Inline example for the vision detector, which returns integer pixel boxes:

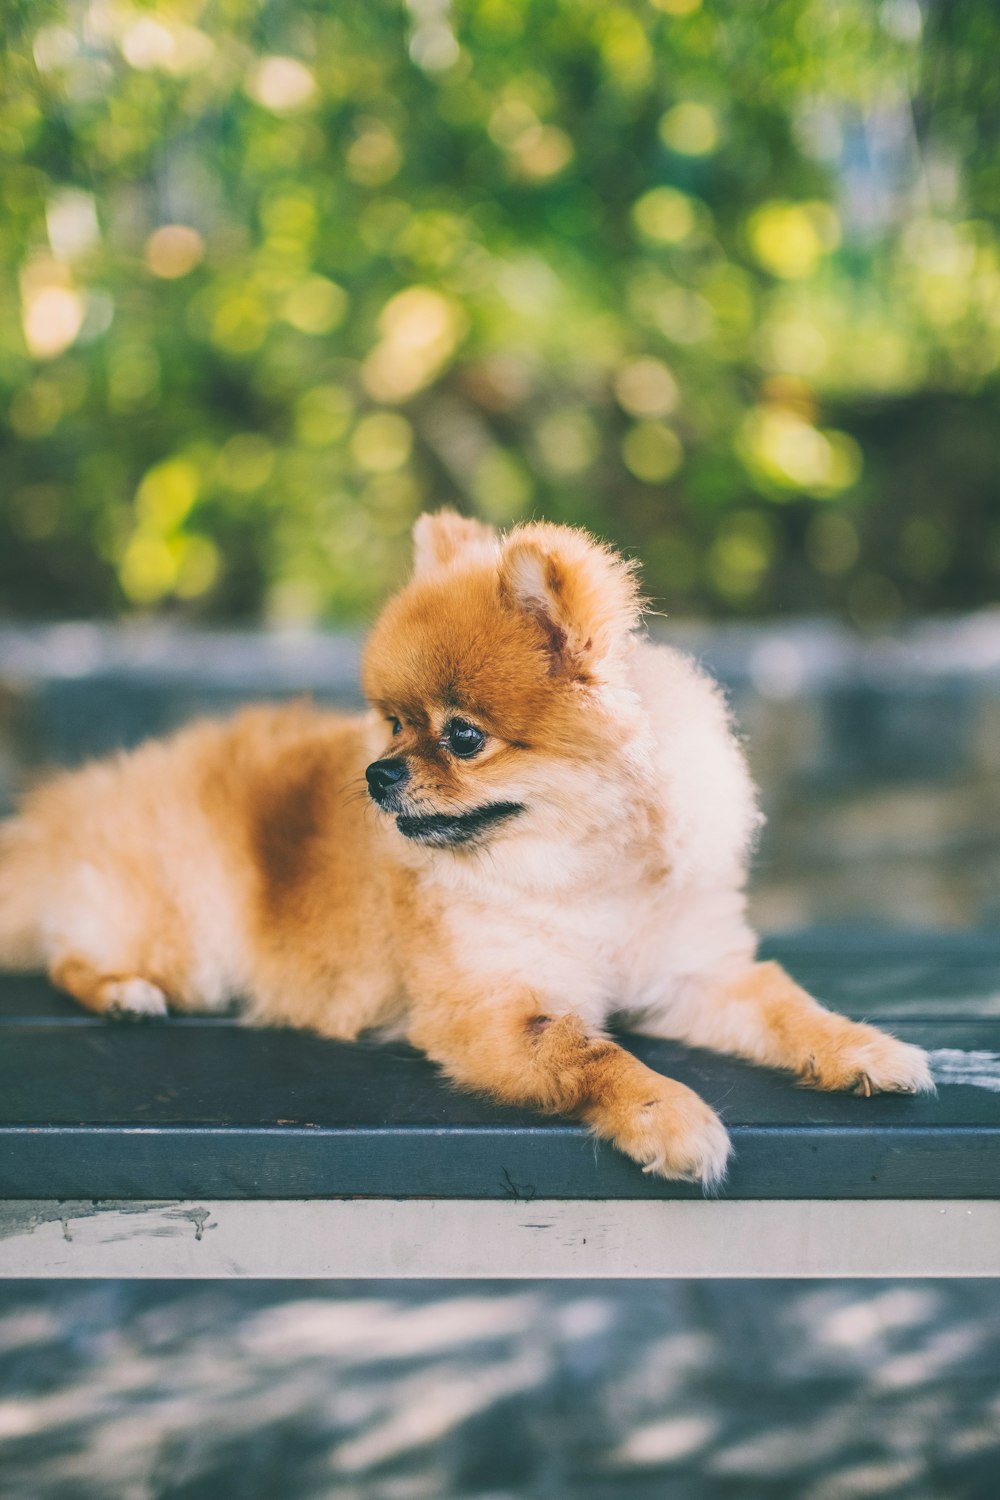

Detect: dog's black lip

[395,801,524,846]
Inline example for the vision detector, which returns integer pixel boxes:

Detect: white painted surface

[1,1199,998,1278]
[928,1048,1000,1091]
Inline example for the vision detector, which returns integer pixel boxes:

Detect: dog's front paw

[802,1023,933,1097]
[612,1080,731,1190]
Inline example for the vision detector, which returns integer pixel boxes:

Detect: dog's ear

[412,510,497,576]
[499,523,642,680]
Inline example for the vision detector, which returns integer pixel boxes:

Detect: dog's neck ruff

[395,801,524,848]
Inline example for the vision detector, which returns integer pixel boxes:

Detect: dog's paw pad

[104,978,168,1021]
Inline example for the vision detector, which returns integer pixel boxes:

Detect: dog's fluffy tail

[0,818,46,969]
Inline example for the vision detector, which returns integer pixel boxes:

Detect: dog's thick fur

[0,513,932,1185]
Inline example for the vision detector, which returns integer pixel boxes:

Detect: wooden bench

[2,931,999,1278]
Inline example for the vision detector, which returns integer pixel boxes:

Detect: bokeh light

[0,0,998,624]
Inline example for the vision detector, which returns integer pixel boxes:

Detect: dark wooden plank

[759,931,1000,1019]
[2,934,999,1200]
[6,930,999,1021]
[1,1023,999,1200]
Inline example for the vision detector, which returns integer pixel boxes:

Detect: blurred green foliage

[2,0,1000,624]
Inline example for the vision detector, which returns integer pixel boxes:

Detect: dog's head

[361,511,645,852]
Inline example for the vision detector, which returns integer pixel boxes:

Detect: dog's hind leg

[50,955,169,1020]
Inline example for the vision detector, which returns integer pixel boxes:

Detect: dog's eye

[445,719,485,758]
[387,716,402,737]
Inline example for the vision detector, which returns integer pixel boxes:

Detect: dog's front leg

[407,990,731,1188]
[637,961,933,1097]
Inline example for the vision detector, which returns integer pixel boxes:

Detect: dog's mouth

[394,801,524,848]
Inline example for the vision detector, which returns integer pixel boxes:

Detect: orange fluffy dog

[0,513,932,1185]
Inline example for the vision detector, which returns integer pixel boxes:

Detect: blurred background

[2,1277,999,1499]
[2,7,1000,1498]
[3,0,1000,626]
[4,0,1000,929]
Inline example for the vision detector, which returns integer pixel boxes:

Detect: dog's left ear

[412,510,498,576]
[499,523,642,680]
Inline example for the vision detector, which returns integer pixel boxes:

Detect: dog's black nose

[366,758,408,799]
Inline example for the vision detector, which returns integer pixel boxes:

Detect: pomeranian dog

[0,512,932,1186]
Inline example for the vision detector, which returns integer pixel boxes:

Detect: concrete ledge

[2,1199,997,1279]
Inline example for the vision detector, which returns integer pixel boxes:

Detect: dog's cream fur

[0,513,932,1185]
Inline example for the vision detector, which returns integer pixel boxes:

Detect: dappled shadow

[1,1279,1000,1497]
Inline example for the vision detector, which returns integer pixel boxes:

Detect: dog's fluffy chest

[438,873,680,1026]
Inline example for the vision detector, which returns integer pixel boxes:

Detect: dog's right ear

[412,510,498,576]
